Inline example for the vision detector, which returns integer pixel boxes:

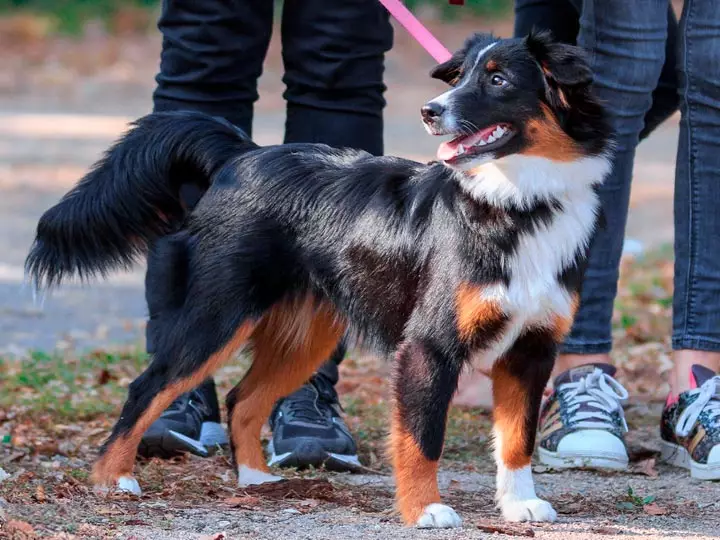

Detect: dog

[26,31,612,528]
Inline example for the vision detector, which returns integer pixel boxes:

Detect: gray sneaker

[537,364,629,470]
[267,374,361,472]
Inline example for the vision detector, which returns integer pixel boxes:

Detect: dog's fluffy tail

[25,111,256,288]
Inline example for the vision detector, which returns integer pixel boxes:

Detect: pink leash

[377,0,453,63]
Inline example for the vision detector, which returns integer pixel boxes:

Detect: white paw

[237,465,283,487]
[500,496,557,522]
[116,476,142,496]
[416,503,463,529]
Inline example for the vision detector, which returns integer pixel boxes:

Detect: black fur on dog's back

[25,112,256,287]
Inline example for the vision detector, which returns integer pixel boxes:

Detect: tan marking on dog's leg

[549,292,581,341]
[227,298,346,479]
[390,411,442,525]
[455,282,505,342]
[92,322,255,487]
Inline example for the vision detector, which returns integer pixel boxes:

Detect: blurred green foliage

[0,0,157,34]
[0,0,511,35]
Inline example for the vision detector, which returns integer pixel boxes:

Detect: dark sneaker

[660,365,720,480]
[138,378,227,459]
[537,363,629,470]
[267,374,361,472]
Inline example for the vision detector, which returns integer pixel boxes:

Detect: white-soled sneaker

[660,365,720,480]
[537,363,629,470]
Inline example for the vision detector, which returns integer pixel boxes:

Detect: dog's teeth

[457,144,466,155]
[479,140,487,146]
[487,134,496,144]
[494,127,505,137]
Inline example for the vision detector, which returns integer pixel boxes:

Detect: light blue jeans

[543,0,720,354]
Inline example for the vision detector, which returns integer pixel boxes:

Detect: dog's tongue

[437,125,497,161]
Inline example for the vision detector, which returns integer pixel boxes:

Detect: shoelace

[283,377,339,425]
[675,375,720,437]
[558,368,629,432]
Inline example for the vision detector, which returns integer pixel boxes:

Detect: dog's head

[422,31,611,170]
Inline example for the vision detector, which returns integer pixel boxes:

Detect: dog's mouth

[437,123,515,163]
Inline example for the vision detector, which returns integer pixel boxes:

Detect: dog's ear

[525,29,593,87]
[430,51,466,86]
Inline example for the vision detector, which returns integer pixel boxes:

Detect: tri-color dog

[26,31,612,528]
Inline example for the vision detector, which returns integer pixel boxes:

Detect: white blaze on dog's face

[420,31,612,203]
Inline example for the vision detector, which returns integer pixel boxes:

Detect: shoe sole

[267,439,363,472]
[660,440,720,480]
[138,422,227,459]
[537,446,628,471]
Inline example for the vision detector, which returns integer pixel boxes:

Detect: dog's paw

[416,503,463,529]
[500,496,556,522]
[116,476,142,496]
[237,465,283,487]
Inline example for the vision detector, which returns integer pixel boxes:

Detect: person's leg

[280,0,392,155]
[264,0,393,471]
[152,0,273,136]
[513,0,579,45]
[640,5,681,141]
[663,3,720,476]
[536,0,668,470]
[670,0,720,390]
[139,0,273,458]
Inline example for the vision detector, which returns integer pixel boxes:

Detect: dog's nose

[421,102,444,122]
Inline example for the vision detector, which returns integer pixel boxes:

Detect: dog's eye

[490,74,507,87]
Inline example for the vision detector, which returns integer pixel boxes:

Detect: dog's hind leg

[491,329,557,522]
[225,296,346,486]
[390,341,464,528]
[91,317,256,494]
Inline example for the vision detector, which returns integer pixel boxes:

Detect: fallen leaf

[198,534,226,540]
[96,367,112,385]
[476,519,534,537]
[644,503,668,516]
[5,519,37,539]
[76,524,104,536]
[33,485,46,503]
[223,495,260,507]
[591,527,620,535]
[96,505,125,516]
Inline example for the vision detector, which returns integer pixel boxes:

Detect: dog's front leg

[390,340,463,528]
[491,329,557,522]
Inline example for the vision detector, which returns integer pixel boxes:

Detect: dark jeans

[515,0,720,353]
[146,0,393,384]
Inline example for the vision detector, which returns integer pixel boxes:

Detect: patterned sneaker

[138,378,227,459]
[660,365,720,480]
[267,373,361,472]
[537,363,629,470]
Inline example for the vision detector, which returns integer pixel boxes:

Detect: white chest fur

[461,153,609,361]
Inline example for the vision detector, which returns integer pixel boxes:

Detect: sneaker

[138,378,227,458]
[660,365,720,480]
[267,374,361,471]
[537,363,629,470]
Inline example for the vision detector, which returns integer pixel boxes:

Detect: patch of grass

[0,347,147,421]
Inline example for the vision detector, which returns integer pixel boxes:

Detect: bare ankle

[555,353,611,378]
[670,350,720,395]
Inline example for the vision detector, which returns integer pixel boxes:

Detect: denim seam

[672,335,720,353]
[680,0,698,340]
